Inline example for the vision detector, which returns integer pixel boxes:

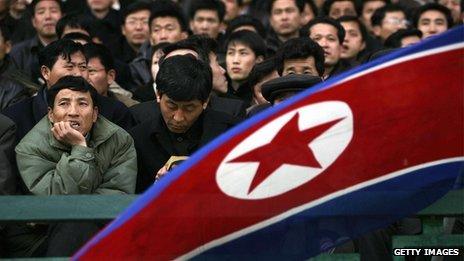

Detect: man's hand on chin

[51,121,87,147]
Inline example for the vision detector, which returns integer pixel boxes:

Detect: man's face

[48,88,98,136]
[309,23,341,67]
[226,42,259,82]
[329,0,357,19]
[87,58,114,96]
[282,57,318,76]
[400,35,421,47]
[418,10,448,39]
[32,0,62,39]
[190,10,221,39]
[222,0,240,22]
[151,16,187,45]
[11,0,28,13]
[340,21,365,60]
[122,9,151,50]
[87,0,112,12]
[159,94,207,133]
[375,11,407,41]
[361,0,386,31]
[269,0,302,38]
[438,0,461,23]
[42,51,88,87]
[210,52,228,93]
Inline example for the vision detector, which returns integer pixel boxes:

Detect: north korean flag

[74,27,464,260]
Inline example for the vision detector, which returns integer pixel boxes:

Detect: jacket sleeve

[94,131,137,195]
[15,143,101,195]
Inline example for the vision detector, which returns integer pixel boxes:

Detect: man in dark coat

[0,113,17,195]
[130,55,239,193]
[2,39,134,143]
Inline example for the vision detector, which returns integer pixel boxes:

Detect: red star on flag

[229,113,344,194]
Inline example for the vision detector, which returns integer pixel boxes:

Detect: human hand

[51,121,87,147]
[154,165,168,182]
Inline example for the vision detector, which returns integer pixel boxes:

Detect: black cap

[262,74,322,104]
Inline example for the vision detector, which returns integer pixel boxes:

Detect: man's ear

[47,107,54,124]
[92,106,99,123]
[256,55,264,63]
[41,65,50,82]
[107,69,116,85]
[180,31,188,40]
[155,90,161,103]
[202,95,210,110]
[4,40,11,54]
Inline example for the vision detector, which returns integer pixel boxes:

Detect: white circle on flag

[216,101,353,200]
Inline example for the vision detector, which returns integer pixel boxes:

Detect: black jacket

[9,36,44,84]
[2,88,135,143]
[130,108,239,192]
[130,96,246,125]
[0,114,18,195]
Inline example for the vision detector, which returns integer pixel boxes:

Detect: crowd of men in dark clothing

[0,0,461,258]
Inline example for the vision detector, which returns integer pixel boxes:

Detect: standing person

[82,0,122,46]
[10,0,63,84]
[413,3,454,39]
[189,0,226,45]
[14,76,136,257]
[225,30,265,105]
[323,0,358,19]
[371,4,408,43]
[130,55,238,193]
[338,16,367,66]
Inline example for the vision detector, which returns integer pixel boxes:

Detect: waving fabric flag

[74,27,464,260]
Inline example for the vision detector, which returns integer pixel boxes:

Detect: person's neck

[277,31,299,43]
[323,65,334,79]
[37,34,57,46]
[92,8,110,20]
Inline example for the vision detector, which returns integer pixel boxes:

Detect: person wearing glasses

[371,4,408,43]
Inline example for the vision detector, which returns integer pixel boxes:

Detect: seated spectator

[130,55,239,192]
[384,28,422,48]
[300,0,318,26]
[221,0,243,30]
[224,15,266,39]
[338,15,367,65]
[189,0,226,46]
[413,3,454,39]
[3,39,134,144]
[360,0,388,34]
[10,0,63,84]
[84,43,139,107]
[323,0,359,19]
[436,0,462,25]
[14,76,136,256]
[225,30,265,106]
[0,24,30,110]
[111,1,151,64]
[371,4,408,43]
[130,0,188,87]
[0,113,18,195]
[275,37,325,77]
[302,17,350,79]
[262,73,322,105]
[82,0,122,45]
[266,0,305,54]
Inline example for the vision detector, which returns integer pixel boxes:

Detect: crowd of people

[0,0,461,258]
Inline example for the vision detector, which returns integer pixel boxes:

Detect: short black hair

[29,0,62,16]
[337,15,368,42]
[304,0,319,17]
[56,13,93,39]
[150,0,188,32]
[268,0,305,14]
[157,55,212,102]
[190,0,226,22]
[39,39,86,69]
[225,15,266,39]
[302,17,346,44]
[83,43,115,71]
[162,34,218,64]
[322,0,359,17]
[384,28,422,48]
[47,76,98,108]
[122,1,152,24]
[0,23,11,42]
[412,3,453,28]
[247,57,278,91]
[361,0,390,14]
[62,32,92,44]
[275,37,325,76]
[371,4,405,27]
[225,30,266,58]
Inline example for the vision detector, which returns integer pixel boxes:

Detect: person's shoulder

[16,117,49,150]
[10,37,35,53]
[2,95,34,116]
[0,113,15,136]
